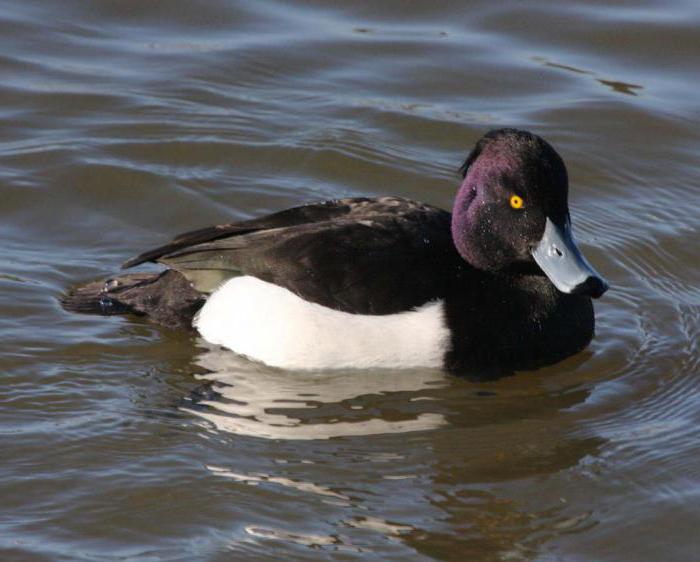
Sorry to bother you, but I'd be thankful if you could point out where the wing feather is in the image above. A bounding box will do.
[122,197,376,269]
[123,197,462,314]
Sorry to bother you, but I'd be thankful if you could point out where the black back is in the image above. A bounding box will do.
[124,197,466,315]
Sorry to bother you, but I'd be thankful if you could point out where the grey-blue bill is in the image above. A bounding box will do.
[532,217,609,298]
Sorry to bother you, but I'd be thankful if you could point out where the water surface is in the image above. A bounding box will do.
[1,1,699,560]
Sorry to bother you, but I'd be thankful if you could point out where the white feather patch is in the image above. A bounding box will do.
[194,276,449,370]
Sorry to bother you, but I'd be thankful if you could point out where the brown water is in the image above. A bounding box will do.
[1,1,699,560]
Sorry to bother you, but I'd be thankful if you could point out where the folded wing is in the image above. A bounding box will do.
[123,197,461,315]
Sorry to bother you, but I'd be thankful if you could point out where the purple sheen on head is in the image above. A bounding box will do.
[450,148,518,269]
[451,176,479,265]
[451,129,570,271]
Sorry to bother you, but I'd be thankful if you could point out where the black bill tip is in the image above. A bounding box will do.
[571,275,609,299]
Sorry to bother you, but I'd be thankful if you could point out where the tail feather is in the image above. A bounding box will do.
[61,270,205,330]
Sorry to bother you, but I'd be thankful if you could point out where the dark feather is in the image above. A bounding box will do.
[123,197,465,315]
[62,270,204,329]
[122,197,379,269]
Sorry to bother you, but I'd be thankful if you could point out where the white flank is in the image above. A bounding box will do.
[194,276,449,370]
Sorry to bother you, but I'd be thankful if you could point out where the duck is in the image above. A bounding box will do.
[63,128,609,377]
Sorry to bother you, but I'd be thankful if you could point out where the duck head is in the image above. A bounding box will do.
[451,128,608,298]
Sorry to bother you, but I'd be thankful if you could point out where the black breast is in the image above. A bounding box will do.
[442,272,594,377]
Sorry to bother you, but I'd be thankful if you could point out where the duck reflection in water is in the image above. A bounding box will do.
[184,344,604,560]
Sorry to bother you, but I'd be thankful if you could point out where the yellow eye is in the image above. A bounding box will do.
[510,195,524,209]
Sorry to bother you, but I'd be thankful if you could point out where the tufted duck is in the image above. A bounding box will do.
[63,128,608,377]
